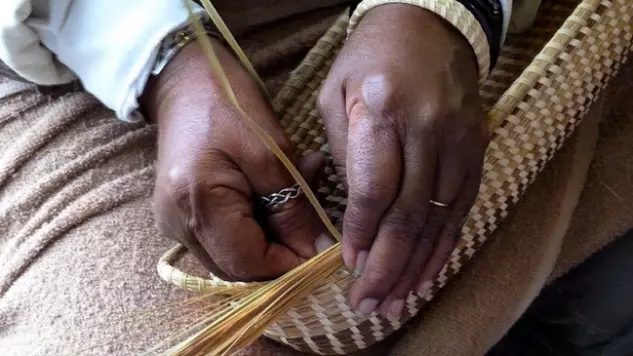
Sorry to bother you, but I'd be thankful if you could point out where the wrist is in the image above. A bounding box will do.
[359,4,479,76]
[348,0,494,82]
[140,37,224,125]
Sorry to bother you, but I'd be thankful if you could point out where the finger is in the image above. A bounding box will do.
[374,202,450,317]
[318,71,350,189]
[233,96,329,259]
[434,150,469,207]
[349,135,436,315]
[194,180,304,281]
[375,222,436,319]
[180,236,231,281]
[342,102,402,273]
[263,152,330,258]
[416,168,482,296]
[375,148,468,318]
[152,177,232,280]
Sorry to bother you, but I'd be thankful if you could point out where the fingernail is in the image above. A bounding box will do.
[417,281,432,298]
[354,250,369,276]
[343,243,355,270]
[315,233,335,253]
[388,299,405,320]
[357,298,379,316]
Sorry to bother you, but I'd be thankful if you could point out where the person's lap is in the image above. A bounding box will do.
[0,78,180,355]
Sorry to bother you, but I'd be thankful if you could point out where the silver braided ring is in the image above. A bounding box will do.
[429,199,449,208]
[259,183,303,209]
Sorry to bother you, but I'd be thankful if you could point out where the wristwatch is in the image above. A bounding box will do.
[151,21,221,76]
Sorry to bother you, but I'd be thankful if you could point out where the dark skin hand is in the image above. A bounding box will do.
[142,3,487,319]
[318,4,488,318]
[142,39,331,281]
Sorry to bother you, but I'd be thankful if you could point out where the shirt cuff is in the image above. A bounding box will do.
[31,0,207,122]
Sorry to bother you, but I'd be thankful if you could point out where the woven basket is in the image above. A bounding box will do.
[157,0,633,354]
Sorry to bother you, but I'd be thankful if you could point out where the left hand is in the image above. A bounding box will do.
[143,39,330,282]
[317,4,489,319]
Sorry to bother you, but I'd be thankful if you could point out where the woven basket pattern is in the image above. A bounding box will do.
[157,0,633,354]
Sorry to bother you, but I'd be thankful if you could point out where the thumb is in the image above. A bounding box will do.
[265,152,335,258]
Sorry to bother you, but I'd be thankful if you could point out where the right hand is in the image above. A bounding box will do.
[141,38,332,281]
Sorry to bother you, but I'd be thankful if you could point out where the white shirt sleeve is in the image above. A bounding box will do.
[0,0,206,122]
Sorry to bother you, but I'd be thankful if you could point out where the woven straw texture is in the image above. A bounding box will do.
[157,0,633,354]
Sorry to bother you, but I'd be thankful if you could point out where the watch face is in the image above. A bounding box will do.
[152,23,222,76]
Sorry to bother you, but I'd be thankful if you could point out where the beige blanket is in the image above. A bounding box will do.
[1,2,632,356]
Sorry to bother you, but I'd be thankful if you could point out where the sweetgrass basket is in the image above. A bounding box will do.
[157,0,633,354]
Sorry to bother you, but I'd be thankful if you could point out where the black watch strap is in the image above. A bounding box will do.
[456,0,503,68]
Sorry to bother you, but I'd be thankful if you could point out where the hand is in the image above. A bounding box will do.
[318,5,488,318]
[142,39,332,281]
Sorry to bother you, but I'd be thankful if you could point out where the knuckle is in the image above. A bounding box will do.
[360,73,402,116]
[382,208,425,242]
[348,178,392,208]
[418,96,453,122]
[154,170,193,236]
[159,166,190,200]
[408,121,435,143]
[343,207,371,244]
[350,184,378,205]
[408,112,442,140]
[368,118,398,140]
[153,201,196,244]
